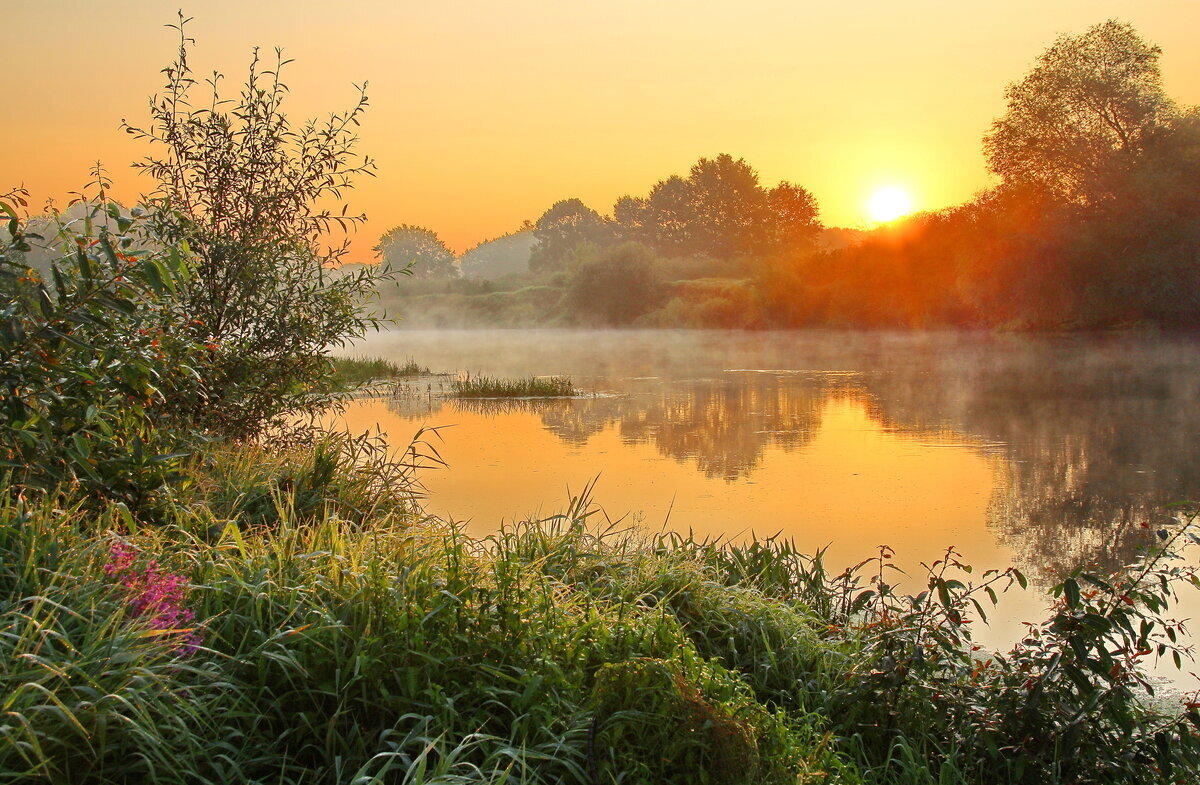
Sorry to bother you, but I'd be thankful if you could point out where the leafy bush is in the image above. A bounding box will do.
[123,14,391,437]
[0,184,204,508]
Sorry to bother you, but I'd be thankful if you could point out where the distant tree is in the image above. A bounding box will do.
[614,155,820,260]
[563,242,665,325]
[682,154,769,256]
[766,182,821,251]
[529,198,613,271]
[375,224,457,279]
[983,20,1175,204]
[458,228,537,280]
[634,175,695,253]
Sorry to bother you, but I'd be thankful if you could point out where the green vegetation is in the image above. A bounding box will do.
[2,456,1198,783]
[452,374,576,398]
[3,15,1200,784]
[331,356,431,388]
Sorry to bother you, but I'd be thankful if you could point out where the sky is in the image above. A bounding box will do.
[4,1,1200,261]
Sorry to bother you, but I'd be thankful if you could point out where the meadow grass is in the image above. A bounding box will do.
[1,440,1197,784]
[451,374,576,398]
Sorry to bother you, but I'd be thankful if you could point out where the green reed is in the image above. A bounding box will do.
[451,374,576,398]
[0,442,1196,784]
[331,356,431,388]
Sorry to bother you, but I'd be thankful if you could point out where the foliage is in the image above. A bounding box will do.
[614,155,821,259]
[376,223,459,279]
[1,444,1198,783]
[983,20,1176,204]
[529,199,614,272]
[562,241,666,325]
[330,355,430,388]
[0,183,204,508]
[459,226,537,280]
[122,14,389,438]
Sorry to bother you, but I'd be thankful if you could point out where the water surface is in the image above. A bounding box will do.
[333,329,1200,670]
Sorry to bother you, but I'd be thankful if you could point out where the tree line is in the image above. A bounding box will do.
[378,20,1199,330]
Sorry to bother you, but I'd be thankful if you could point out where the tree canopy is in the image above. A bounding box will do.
[375,224,458,279]
[613,155,820,259]
[983,20,1175,204]
[529,199,612,271]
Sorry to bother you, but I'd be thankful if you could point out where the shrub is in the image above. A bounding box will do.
[123,14,391,438]
[0,183,204,508]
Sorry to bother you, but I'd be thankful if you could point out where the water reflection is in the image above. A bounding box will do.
[348,330,1200,585]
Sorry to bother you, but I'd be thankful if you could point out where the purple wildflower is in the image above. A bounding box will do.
[105,541,202,656]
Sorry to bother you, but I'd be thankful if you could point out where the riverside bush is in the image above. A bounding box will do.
[124,14,393,438]
[0,184,205,509]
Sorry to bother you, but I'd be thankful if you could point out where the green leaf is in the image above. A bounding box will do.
[1064,578,1081,610]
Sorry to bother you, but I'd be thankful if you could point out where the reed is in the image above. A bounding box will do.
[1,444,1196,784]
[331,356,430,387]
[451,374,576,398]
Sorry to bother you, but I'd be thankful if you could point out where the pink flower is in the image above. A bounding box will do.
[105,541,202,655]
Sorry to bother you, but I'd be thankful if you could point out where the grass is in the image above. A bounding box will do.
[330,355,430,388]
[0,441,1197,784]
[451,374,576,398]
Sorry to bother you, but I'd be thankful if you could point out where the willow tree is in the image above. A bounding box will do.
[123,14,387,436]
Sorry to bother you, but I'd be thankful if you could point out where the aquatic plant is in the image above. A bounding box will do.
[451,373,576,398]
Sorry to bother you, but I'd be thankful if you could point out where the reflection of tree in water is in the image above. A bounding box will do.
[860,338,1200,582]
[376,332,1200,583]
[614,376,828,480]
[387,373,833,481]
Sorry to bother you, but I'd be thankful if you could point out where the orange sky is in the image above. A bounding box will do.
[5,1,1199,260]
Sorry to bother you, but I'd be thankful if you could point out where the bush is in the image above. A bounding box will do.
[0,184,204,509]
[123,14,391,437]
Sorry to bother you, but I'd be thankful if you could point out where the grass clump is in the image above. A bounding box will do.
[451,374,576,398]
[330,355,430,388]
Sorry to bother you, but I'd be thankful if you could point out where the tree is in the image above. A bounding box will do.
[767,182,821,251]
[375,224,457,279]
[983,20,1175,204]
[562,242,664,325]
[123,14,387,437]
[529,198,613,271]
[682,154,770,256]
[613,155,820,260]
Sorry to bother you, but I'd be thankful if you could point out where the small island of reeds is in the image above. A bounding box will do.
[451,373,577,398]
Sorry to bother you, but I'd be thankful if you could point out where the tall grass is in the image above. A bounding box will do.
[331,356,431,388]
[451,374,576,398]
[1,445,1197,784]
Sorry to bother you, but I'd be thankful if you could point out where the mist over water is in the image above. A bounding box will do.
[333,328,1200,671]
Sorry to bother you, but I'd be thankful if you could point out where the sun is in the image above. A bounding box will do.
[866,186,915,223]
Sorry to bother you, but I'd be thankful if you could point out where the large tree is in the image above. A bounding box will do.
[983,20,1175,204]
[375,224,457,279]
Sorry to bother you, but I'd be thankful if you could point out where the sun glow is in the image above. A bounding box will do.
[866,186,915,223]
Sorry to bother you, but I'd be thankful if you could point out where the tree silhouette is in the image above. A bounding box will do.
[375,224,457,279]
[983,20,1175,204]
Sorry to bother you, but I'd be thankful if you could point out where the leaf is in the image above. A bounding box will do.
[1064,578,1081,610]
